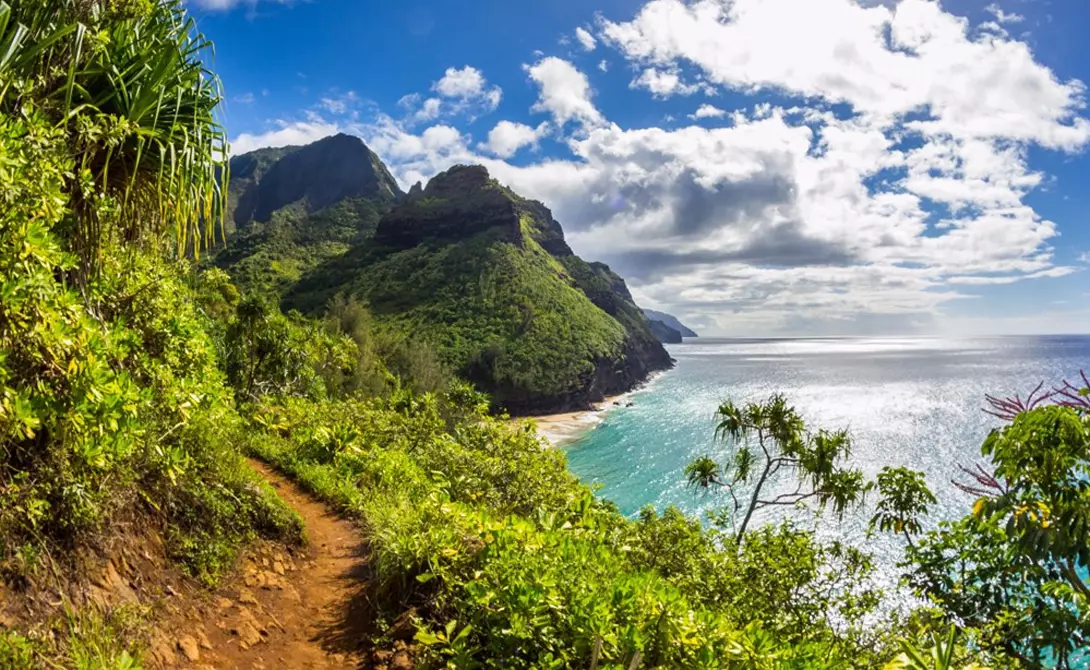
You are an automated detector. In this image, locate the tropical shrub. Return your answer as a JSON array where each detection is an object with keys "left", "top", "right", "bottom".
[
  {"left": 685, "top": 393, "right": 868, "bottom": 544},
  {"left": 0, "top": 0, "right": 228, "bottom": 277},
  {"left": 904, "top": 401, "right": 1090, "bottom": 668}
]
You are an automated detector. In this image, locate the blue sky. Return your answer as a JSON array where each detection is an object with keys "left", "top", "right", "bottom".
[{"left": 193, "top": 0, "right": 1090, "bottom": 337}]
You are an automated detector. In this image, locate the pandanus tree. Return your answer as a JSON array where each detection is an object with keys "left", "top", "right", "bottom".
[
  {"left": 685, "top": 393, "right": 867, "bottom": 546},
  {"left": 0, "top": 0, "right": 228, "bottom": 280}
]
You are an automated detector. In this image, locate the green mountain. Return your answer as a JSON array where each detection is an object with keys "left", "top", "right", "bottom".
[
  {"left": 643, "top": 309, "right": 698, "bottom": 338},
  {"left": 212, "top": 134, "right": 403, "bottom": 295},
  {"left": 282, "top": 163, "right": 674, "bottom": 413}
]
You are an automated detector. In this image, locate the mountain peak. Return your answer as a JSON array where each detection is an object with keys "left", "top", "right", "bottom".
[
  {"left": 424, "top": 164, "right": 494, "bottom": 195},
  {"left": 372, "top": 164, "right": 519, "bottom": 250},
  {"left": 228, "top": 135, "right": 404, "bottom": 228}
]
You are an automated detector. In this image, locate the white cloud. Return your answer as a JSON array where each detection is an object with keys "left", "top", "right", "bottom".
[
  {"left": 318, "top": 91, "right": 358, "bottom": 115},
  {"left": 986, "top": 3, "right": 1024, "bottom": 24},
  {"left": 396, "top": 66, "right": 503, "bottom": 124},
  {"left": 233, "top": 92, "right": 256, "bottom": 104},
  {"left": 230, "top": 0, "right": 1090, "bottom": 335},
  {"left": 479, "top": 120, "right": 548, "bottom": 158},
  {"left": 690, "top": 104, "right": 727, "bottom": 119},
  {"left": 231, "top": 116, "right": 341, "bottom": 155},
  {"left": 434, "top": 66, "right": 503, "bottom": 111},
  {"left": 598, "top": 60, "right": 609, "bottom": 72},
  {"left": 415, "top": 98, "right": 442, "bottom": 122},
  {"left": 575, "top": 27, "right": 598, "bottom": 51},
  {"left": 526, "top": 57, "right": 604, "bottom": 128},
  {"left": 631, "top": 67, "right": 703, "bottom": 98},
  {"left": 601, "top": 0, "right": 1090, "bottom": 150}
]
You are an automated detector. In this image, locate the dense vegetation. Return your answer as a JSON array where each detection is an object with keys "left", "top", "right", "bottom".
[{"left": 1, "top": 1, "right": 1087, "bottom": 669}]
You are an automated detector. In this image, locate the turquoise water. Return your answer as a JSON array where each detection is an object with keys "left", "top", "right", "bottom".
[{"left": 565, "top": 336, "right": 1090, "bottom": 601}]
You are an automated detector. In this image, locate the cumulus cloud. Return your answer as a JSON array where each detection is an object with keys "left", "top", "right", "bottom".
[
  {"left": 600, "top": 0, "right": 1090, "bottom": 149},
  {"left": 231, "top": 114, "right": 341, "bottom": 155},
  {"left": 479, "top": 120, "right": 548, "bottom": 158},
  {"left": 689, "top": 104, "right": 726, "bottom": 119},
  {"left": 575, "top": 27, "right": 597, "bottom": 51},
  {"left": 631, "top": 67, "right": 704, "bottom": 98},
  {"left": 434, "top": 66, "right": 500, "bottom": 106},
  {"left": 526, "top": 57, "right": 604, "bottom": 128},
  {"left": 395, "top": 66, "right": 503, "bottom": 125}
]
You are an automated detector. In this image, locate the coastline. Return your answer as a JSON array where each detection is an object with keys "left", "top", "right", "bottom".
[{"left": 527, "top": 370, "right": 669, "bottom": 447}]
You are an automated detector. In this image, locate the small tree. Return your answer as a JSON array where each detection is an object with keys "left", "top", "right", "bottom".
[
  {"left": 685, "top": 394, "right": 867, "bottom": 546},
  {"left": 871, "top": 466, "right": 936, "bottom": 550},
  {"left": 904, "top": 374, "right": 1090, "bottom": 668}
]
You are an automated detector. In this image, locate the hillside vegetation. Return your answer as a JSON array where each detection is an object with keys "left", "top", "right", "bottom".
[
  {"left": 282, "top": 163, "right": 673, "bottom": 413},
  {"left": 1, "top": 1, "right": 1086, "bottom": 669}
]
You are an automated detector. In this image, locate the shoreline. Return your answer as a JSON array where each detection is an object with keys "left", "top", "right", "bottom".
[{"left": 525, "top": 370, "right": 669, "bottom": 447}]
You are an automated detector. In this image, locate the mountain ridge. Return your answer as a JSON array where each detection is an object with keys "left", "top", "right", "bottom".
[{"left": 219, "top": 140, "right": 673, "bottom": 414}]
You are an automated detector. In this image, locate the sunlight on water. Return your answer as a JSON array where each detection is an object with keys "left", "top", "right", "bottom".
[{"left": 565, "top": 336, "right": 1090, "bottom": 609}]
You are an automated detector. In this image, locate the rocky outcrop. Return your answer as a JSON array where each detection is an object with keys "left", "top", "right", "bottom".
[
  {"left": 369, "top": 164, "right": 673, "bottom": 413},
  {"left": 373, "top": 165, "right": 525, "bottom": 250},
  {"left": 229, "top": 133, "right": 403, "bottom": 230}
]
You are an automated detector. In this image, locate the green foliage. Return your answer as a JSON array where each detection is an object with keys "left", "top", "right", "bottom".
[
  {"left": 280, "top": 168, "right": 673, "bottom": 414},
  {"left": 213, "top": 197, "right": 386, "bottom": 298},
  {"left": 884, "top": 627, "right": 990, "bottom": 670},
  {"left": 687, "top": 394, "right": 868, "bottom": 544},
  {"left": 245, "top": 390, "right": 902, "bottom": 668},
  {"left": 871, "top": 466, "right": 936, "bottom": 548},
  {"left": 0, "top": 111, "right": 300, "bottom": 584},
  {"left": 291, "top": 224, "right": 628, "bottom": 411},
  {"left": 221, "top": 290, "right": 408, "bottom": 403},
  {"left": 904, "top": 404, "right": 1090, "bottom": 668},
  {"left": 0, "top": 605, "right": 147, "bottom": 669},
  {"left": 0, "top": 0, "right": 228, "bottom": 274}
]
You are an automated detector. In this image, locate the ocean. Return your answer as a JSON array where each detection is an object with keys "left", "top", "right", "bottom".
[{"left": 561, "top": 335, "right": 1090, "bottom": 602}]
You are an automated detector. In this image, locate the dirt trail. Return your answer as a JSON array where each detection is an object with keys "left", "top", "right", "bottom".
[{"left": 146, "top": 459, "right": 403, "bottom": 669}]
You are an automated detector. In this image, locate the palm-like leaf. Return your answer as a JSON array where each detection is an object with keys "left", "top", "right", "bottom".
[
  {"left": 0, "top": 0, "right": 227, "bottom": 278},
  {"left": 685, "top": 455, "right": 722, "bottom": 491}
]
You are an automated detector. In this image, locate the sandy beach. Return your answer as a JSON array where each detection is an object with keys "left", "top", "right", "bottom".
[
  {"left": 515, "top": 371, "right": 669, "bottom": 446},
  {"left": 523, "top": 390, "right": 645, "bottom": 447}
]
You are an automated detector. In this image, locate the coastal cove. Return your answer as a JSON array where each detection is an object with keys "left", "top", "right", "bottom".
[{"left": 554, "top": 336, "right": 1090, "bottom": 589}]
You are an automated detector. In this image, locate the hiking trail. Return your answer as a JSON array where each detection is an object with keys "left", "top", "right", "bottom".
[{"left": 146, "top": 459, "right": 412, "bottom": 669}]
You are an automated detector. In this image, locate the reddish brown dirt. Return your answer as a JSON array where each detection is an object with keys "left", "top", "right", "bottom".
[{"left": 146, "top": 459, "right": 412, "bottom": 670}]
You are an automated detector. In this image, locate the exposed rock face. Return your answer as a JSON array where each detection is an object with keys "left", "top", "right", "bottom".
[
  {"left": 216, "top": 135, "right": 404, "bottom": 296},
  {"left": 229, "top": 133, "right": 403, "bottom": 229}
]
